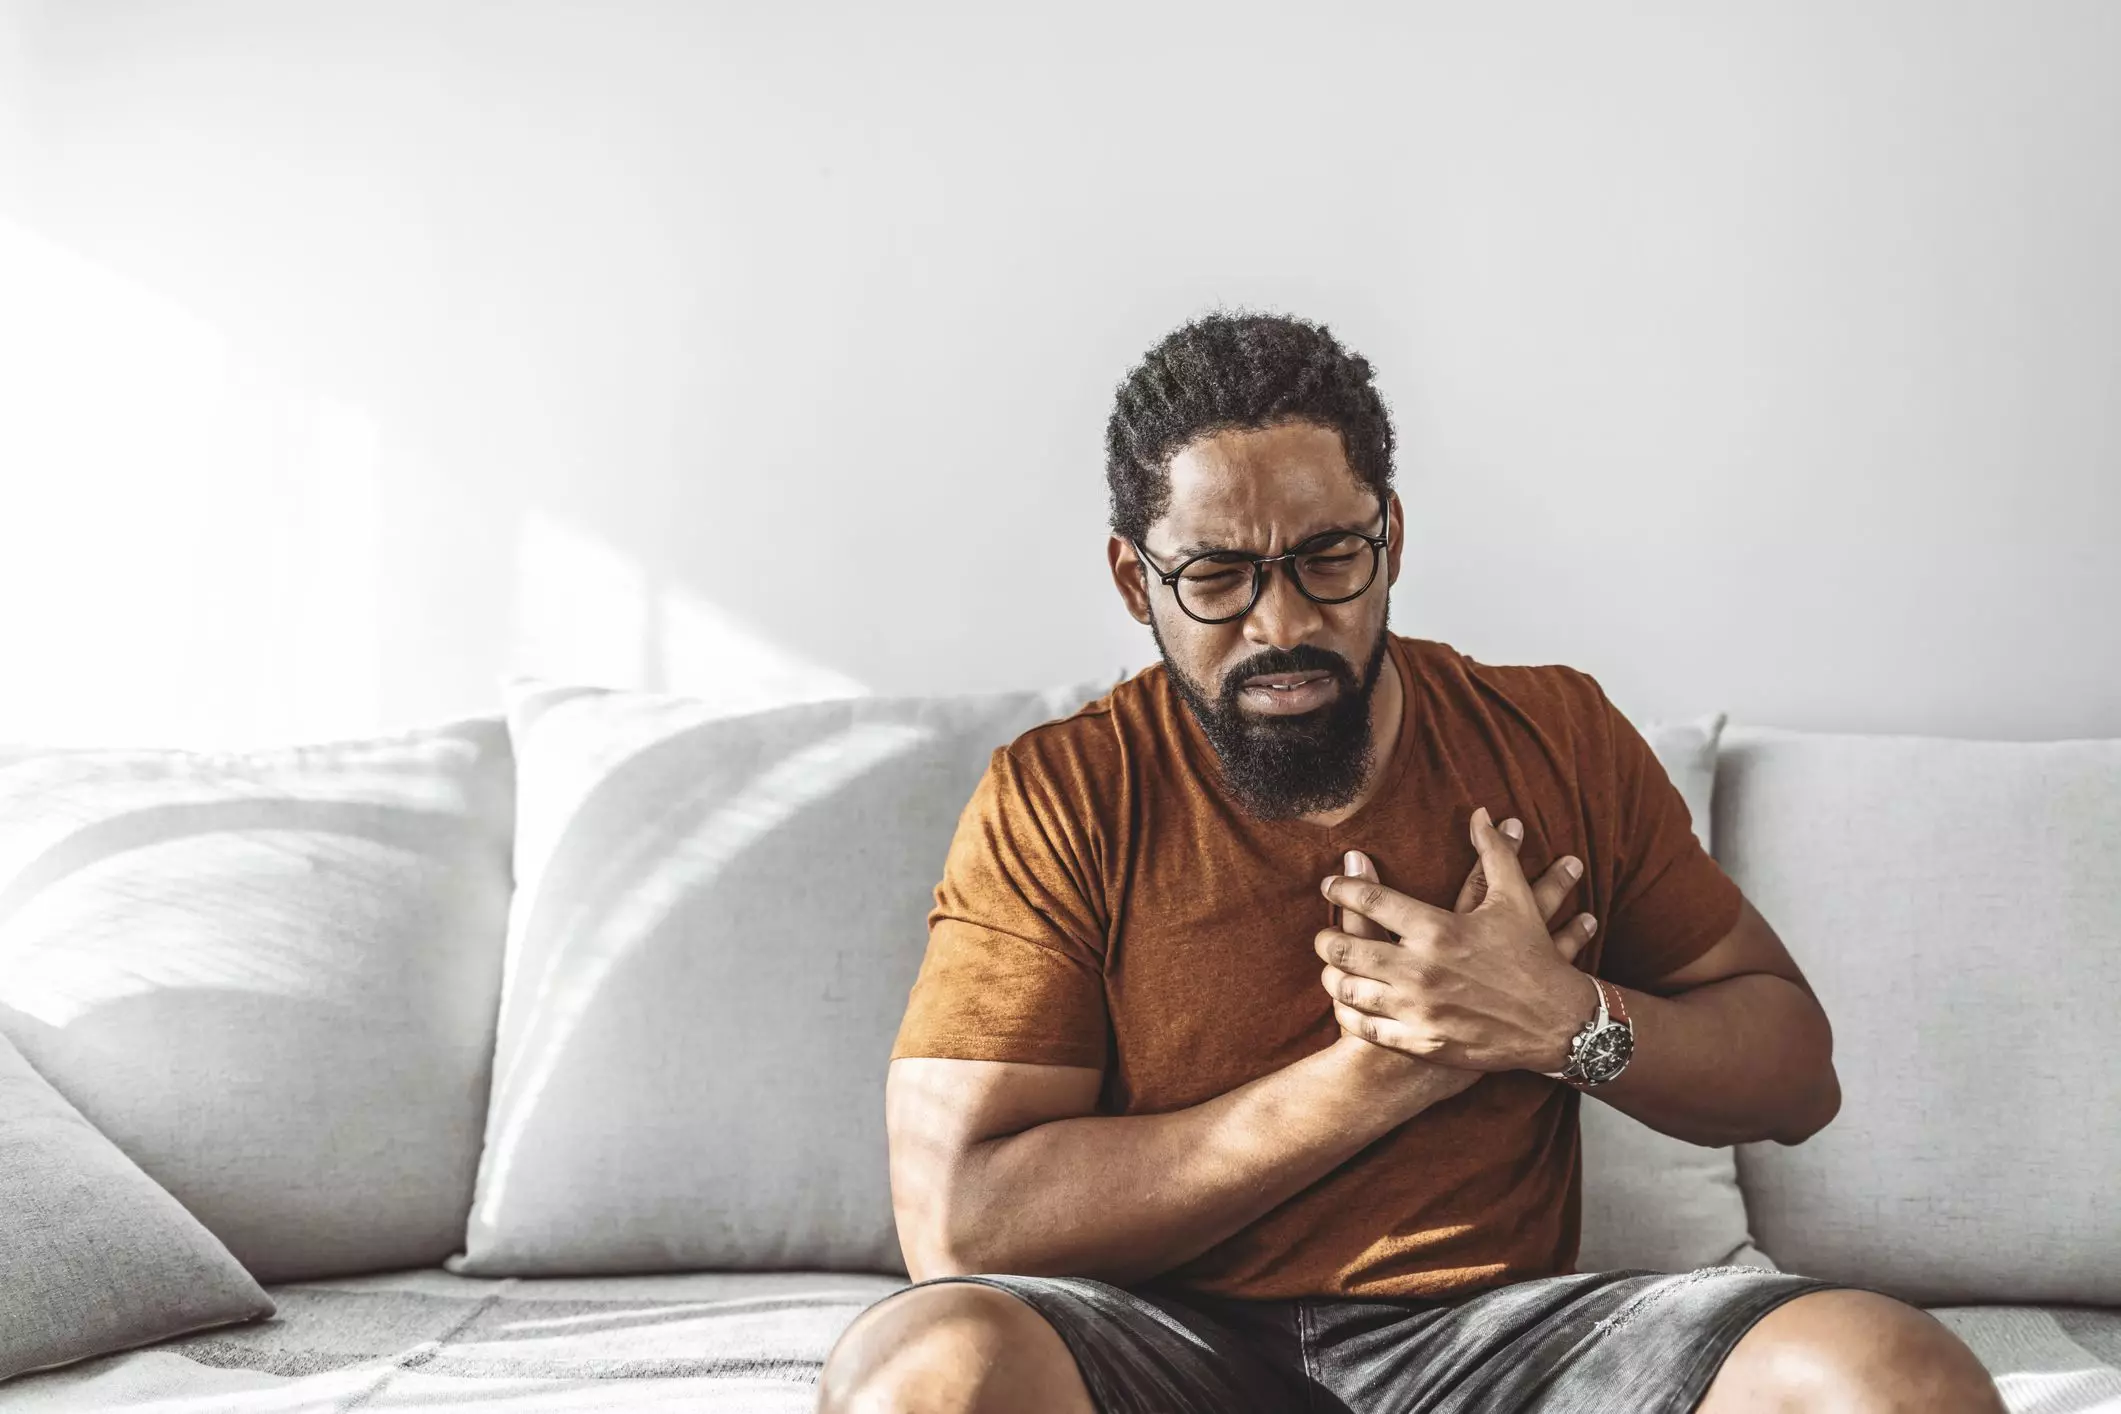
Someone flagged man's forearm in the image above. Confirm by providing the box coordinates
[1574,972,1840,1147]
[926,1041,1467,1287]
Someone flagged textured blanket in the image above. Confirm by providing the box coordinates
[0,1269,907,1412]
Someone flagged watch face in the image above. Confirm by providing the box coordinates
[1579,1024,1634,1084]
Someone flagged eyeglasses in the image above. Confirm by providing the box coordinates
[1129,502,1390,625]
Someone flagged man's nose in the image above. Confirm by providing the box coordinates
[1243,559,1325,651]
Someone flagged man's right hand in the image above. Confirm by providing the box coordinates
[1331,824,1597,1095]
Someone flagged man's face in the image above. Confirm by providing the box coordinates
[1109,420,1403,821]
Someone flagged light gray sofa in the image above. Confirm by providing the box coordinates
[0,680,2115,1413]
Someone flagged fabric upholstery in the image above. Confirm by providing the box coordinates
[0,1031,273,1383]
[0,720,516,1281]
[0,1268,2108,1413]
[0,1268,905,1412]
[1717,726,2121,1305]
[1930,1305,2121,1413]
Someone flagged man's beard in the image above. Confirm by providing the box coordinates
[1149,607,1393,822]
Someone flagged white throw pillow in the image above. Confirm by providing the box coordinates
[1575,711,1777,1275]
[453,675,1124,1275]
[0,720,515,1281]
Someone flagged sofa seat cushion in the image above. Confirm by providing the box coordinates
[0,1269,2112,1412]
[0,1267,909,1411]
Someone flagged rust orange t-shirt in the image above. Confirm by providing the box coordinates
[889,632,1744,1301]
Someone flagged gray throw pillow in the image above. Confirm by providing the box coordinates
[1,1031,273,1383]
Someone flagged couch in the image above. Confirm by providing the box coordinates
[1,666,2115,1412]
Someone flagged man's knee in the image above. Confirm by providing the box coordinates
[1700,1289,2005,1414]
[816,1282,1095,1414]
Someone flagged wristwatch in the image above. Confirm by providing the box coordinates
[1539,976,1635,1087]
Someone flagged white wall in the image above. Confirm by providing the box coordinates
[1,1,2116,746]
[0,0,34,210]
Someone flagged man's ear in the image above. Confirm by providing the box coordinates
[1384,490,1405,589]
[1108,535,1152,624]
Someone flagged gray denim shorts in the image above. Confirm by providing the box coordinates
[890,1265,1888,1413]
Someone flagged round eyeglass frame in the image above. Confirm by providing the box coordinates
[1128,502,1391,625]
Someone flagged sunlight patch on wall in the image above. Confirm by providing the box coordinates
[282,400,384,736]
[0,218,382,747]
[509,509,652,693]
[509,508,866,708]
[660,580,866,710]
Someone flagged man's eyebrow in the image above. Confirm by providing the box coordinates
[1169,520,1358,558]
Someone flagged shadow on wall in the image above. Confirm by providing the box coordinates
[0,218,865,749]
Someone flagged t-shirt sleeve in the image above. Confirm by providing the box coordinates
[889,745,1111,1069]
[1581,675,1745,992]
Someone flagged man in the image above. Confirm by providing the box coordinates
[818,313,2003,1412]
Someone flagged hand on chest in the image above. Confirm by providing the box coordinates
[1103,808,1601,1111]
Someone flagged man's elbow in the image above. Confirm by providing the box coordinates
[895,1209,962,1282]
[1770,1064,1842,1146]
[895,1188,990,1282]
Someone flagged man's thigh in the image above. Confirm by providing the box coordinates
[1303,1266,1905,1414]
[829,1274,1304,1414]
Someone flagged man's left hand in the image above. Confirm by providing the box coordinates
[1316,805,1599,1073]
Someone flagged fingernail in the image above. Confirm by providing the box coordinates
[1583,915,1597,934]
[1473,805,1491,829]
[1501,818,1523,841]
[1345,849,1361,874]
[1564,857,1582,878]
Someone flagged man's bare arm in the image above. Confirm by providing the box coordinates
[1560,897,1840,1147]
[887,1037,1471,1286]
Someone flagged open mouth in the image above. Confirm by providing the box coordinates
[1240,672,1337,713]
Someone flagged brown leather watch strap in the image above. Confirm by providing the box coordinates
[1596,977,1629,1027]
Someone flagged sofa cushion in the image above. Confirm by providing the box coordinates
[1,1268,2109,1413]
[1716,726,2121,1305]
[453,675,1122,1275]
[1576,711,1774,1275]
[0,720,516,1282]
[0,1031,273,1383]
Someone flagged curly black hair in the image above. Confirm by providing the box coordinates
[1104,310,1395,544]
